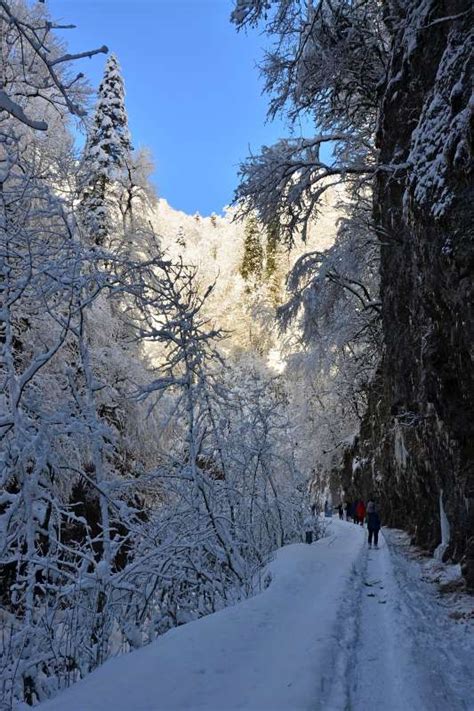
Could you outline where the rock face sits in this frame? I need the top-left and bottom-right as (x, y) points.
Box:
(343, 2), (473, 587)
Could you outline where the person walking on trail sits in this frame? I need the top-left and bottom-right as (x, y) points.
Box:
(356, 499), (366, 526)
(304, 509), (316, 544)
(324, 500), (332, 518)
(366, 499), (381, 548)
(337, 503), (344, 520)
(344, 501), (351, 521)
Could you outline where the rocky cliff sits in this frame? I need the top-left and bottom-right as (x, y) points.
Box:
(342, 1), (473, 587)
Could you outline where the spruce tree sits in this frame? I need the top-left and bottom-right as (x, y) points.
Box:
(81, 54), (132, 245)
(265, 221), (283, 306)
(265, 221), (278, 281)
(240, 216), (263, 289)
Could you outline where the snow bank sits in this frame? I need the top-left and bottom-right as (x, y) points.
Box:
(35, 521), (474, 711)
(37, 520), (365, 711)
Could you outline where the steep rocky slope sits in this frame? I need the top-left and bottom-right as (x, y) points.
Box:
(147, 191), (341, 359)
(343, 1), (473, 587)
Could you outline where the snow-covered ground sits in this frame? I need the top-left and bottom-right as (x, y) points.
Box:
(37, 520), (474, 711)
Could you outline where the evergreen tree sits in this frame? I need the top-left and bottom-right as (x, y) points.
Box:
(240, 216), (264, 289)
(176, 225), (187, 249)
(265, 221), (278, 280)
(81, 54), (132, 245)
(265, 221), (284, 307)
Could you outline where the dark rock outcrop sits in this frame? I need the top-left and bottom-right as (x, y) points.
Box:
(342, 1), (473, 587)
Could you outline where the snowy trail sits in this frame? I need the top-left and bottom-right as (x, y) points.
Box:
(342, 529), (474, 711)
(349, 534), (426, 710)
(37, 520), (474, 711)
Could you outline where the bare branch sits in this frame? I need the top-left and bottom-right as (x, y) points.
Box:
(50, 45), (109, 67)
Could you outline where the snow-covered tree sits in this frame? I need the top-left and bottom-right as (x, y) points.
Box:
(0, 8), (161, 705)
(230, 0), (385, 494)
(80, 54), (132, 246)
(0, 0), (106, 131)
(240, 216), (264, 286)
(280, 196), (381, 480)
(232, 0), (386, 241)
(0, 5), (325, 707)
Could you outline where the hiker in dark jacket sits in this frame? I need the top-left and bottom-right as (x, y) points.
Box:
(337, 503), (344, 520)
(344, 501), (351, 521)
(304, 508), (316, 544)
(366, 499), (381, 548)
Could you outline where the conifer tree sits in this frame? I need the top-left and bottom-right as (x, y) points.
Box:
(265, 221), (283, 307)
(240, 216), (263, 289)
(81, 54), (132, 245)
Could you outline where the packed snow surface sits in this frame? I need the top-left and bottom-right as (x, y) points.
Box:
(37, 520), (474, 711)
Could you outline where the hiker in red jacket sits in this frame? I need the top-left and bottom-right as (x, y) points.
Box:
(356, 500), (366, 526)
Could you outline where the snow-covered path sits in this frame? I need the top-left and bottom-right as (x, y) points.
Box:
(38, 520), (474, 711)
(348, 529), (472, 711)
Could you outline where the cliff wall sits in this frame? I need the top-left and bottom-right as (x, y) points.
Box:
(342, 1), (473, 587)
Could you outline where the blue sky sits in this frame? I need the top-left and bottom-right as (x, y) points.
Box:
(48, 1), (308, 216)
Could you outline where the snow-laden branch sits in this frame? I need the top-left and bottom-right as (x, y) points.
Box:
(235, 136), (373, 243)
(0, 90), (48, 130)
(0, 0), (108, 129)
(49, 45), (109, 67)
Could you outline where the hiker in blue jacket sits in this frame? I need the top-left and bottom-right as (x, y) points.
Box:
(366, 498), (381, 548)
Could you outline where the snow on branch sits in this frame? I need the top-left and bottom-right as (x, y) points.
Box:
(0, 90), (48, 130)
(234, 136), (372, 243)
(0, 0), (108, 129)
(49, 46), (109, 67)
